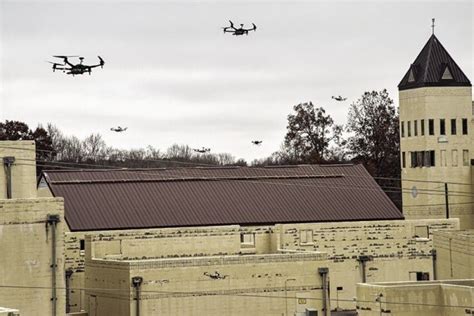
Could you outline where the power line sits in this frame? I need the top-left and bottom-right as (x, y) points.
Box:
(4, 145), (474, 187)
(0, 284), (472, 309)
(14, 159), (474, 202)
(0, 145), (224, 167)
(20, 159), (474, 199)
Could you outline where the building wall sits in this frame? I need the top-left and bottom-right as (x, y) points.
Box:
(277, 219), (459, 306)
(84, 246), (329, 316)
(0, 198), (66, 316)
(433, 230), (474, 280)
(66, 218), (459, 313)
(64, 225), (273, 312)
(356, 280), (474, 316)
(399, 86), (474, 229)
(0, 140), (37, 199)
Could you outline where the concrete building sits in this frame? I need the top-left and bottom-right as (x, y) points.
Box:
(398, 33), (474, 229)
(356, 280), (474, 316)
(1, 27), (472, 316)
(0, 141), (66, 316)
(35, 164), (460, 315)
(433, 229), (474, 280)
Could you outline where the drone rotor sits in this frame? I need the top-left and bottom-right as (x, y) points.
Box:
(98, 56), (105, 68)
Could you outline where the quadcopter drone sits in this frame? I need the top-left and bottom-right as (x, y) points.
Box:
(110, 126), (128, 132)
(251, 140), (263, 145)
(47, 55), (105, 76)
(222, 20), (257, 36)
(332, 95), (347, 101)
(204, 271), (228, 280)
(193, 147), (211, 153)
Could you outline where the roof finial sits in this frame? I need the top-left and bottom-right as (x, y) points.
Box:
(431, 18), (435, 35)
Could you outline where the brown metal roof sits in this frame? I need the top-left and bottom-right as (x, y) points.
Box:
(42, 164), (403, 231)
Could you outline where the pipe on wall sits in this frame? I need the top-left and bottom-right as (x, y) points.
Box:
(47, 214), (60, 316)
(132, 276), (143, 316)
(3, 157), (15, 199)
(318, 267), (329, 316)
(358, 255), (372, 283)
(65, 269), (74, 313)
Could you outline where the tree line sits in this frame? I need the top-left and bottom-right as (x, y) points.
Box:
(0, 89), (401, 206)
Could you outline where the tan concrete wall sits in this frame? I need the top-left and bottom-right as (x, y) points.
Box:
(399, 87), (474, 229)
(65, 225), (273, 312)
(0, 198), (66, 316)
(433, 230), (474, 280)
(356, 280), (474, 316)
(0, 141), (37, 199)
(65, 218), (459, 313)
(277, 219), (459, 307)
(85, 247), (329, 316)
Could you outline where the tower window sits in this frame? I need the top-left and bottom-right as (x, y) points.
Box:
(408, 121), (411, 137)
(441, 66), (453, 80)
(410, 151), (435, 168)
(430, 150), (435, 167)
(401, 121), (405, 137)
(420, 119), (425, 136)
(80, 239), (85, 251)
(452, 150), (458, 167)
(410, 152), (416, 168)
(462, 118), (468, 135)
(428, 119), (434, 135)
(463, 150), (469, 166)
(414, 120), (418, 136)
(402, 152), (406, 168)
(408, 68), (416, 82)
(440, 119), (446, 135)
(451, 119), (457, 135)
(441, 150), (446, 167)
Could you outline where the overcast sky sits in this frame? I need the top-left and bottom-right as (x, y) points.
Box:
(1, 0), (472, 162)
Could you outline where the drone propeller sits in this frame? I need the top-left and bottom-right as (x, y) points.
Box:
(46, 61), (64, 72)
(252, 23), (257, 30)
(53, 55), (78, 59)
(46, 61), (63, 65)
(98, 56), (104, 68)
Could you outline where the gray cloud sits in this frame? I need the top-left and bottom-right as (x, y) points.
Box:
(1, 0), (472, 161)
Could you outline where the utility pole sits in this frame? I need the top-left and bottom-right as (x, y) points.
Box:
(444, 183), (449, 219)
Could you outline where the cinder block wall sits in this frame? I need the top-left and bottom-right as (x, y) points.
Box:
(0, 198), (66, 316)
(0, 141), (37, 199)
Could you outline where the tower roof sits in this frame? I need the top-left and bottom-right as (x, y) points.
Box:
(398, 34), (471, 90)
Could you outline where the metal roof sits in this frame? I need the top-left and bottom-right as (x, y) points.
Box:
(42, 164), (403, 231)
(398, 34), (471, 90)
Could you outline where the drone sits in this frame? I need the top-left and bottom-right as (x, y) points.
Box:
(47, 55), (105, 76)
(251, 140), (263, 145)
(332, 95), (347, 101)
(110, 126), (127, 132)
(193, 147), (211, 153)
(222, 20), (257, 36)
(204, 271), (227, 280)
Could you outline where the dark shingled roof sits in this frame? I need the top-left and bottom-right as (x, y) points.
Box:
(42, 164), (403, 231)
(398, 34), (471, 91)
